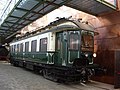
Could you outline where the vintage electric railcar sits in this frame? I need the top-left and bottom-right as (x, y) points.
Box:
(10, 18), (101, 82)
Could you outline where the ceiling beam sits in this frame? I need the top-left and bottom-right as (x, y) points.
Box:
(5, 21), (26, 26)
(15, 7), (44, 15)
(9, 15), (34, 22)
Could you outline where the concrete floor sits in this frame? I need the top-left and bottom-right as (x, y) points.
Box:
(0, 61), (119, 90)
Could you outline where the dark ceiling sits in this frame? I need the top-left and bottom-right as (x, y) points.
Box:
(0, 0), (117, 43)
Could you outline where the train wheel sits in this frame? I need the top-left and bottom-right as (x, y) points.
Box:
(43, 69), (57, 82)
(13, 62), (16, 66)
(13, 61), (19, 67)
(43, 69), (48, 79)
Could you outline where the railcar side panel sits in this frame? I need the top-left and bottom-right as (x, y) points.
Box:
(10, 33), (52, 64)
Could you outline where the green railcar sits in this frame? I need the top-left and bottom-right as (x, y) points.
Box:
(10, 18), (102, 83)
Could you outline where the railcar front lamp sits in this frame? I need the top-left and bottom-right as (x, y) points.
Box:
(85, 53), (88, 57)
(93, 53), (97, 57)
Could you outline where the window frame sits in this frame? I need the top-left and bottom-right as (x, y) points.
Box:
(25, 42), (29, 52)
(81, 30), (94, 48)
(20, 43), (23, 52)
(17, 44), (20, 52)
(69, 31), (79, 50)
(31, 40), (37, 52)
(14, 45), (16, 52)
(39, 38), (47, 52)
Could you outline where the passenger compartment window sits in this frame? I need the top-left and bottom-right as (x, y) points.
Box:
(31, 40), (37, 52)
(20, 43), (23, 52)
(69, 32), (79, 50)
(17, 44), (20, 52)
(40, 38), (47, 52)
(14, 45), (16, 52)
(25, 42), (29, 52)
(10, 45), (14, 53)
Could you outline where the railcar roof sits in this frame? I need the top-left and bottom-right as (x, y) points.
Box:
(11, 18), (96, 42)
(43, 18), (94, 31)
(26, 18), (95, 34)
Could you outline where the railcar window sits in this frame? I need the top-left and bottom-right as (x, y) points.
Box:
(39, 40), (41, 51)
(14, 45), (16, 52)
(17, 44), (20, 52)
(81, 31), (94, 48)
(10, 46), (12, 52)
(20, 43), (23, 52)
(10, 45), (13, 53)
(69, 32), (79, 50)
(57, 37), (60, 50)
(31, 40), (37, 52)
(40, 38), (47, 52)
(12, 45), (14, 52)
(25, 42), (29, 52)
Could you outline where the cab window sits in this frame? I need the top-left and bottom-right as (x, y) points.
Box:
(69, 32), (79, 50)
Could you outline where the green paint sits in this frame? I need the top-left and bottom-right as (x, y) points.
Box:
(11, 30), (94, 67)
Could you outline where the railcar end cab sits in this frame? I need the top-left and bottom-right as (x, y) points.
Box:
(55, 29), (94, 67)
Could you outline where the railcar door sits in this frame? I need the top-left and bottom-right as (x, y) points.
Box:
(55, 31), (68, 66)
